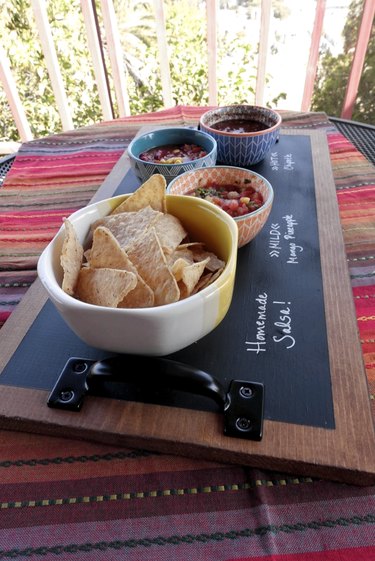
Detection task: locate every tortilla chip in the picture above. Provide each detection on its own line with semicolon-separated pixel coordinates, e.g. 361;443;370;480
178;242;205;250
178;257;210;299
209;268;224;283
60;219;84;296
192;272;213;294
153;213;188;255
75;268;137;307
111;174;166;214
169;247;194;265
59;179;226;309
92;206;161;249
90;226;154;308
83;248;91;264
127;227;180;306
170;257;191;282
191;247;226;272
117;279;154;308
90;226;131;269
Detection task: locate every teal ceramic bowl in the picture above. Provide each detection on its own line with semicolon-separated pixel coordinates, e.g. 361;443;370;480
127;127;217;185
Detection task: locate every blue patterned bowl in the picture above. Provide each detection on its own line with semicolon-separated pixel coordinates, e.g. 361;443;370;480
127;127;217;185
199;105;281;167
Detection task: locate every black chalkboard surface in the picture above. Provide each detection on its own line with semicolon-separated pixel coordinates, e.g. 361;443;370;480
0;134;334;429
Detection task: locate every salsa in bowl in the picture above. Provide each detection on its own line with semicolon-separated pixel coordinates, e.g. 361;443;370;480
193;182;264;218
199;105;281;166
167;166;274;248
127;127;217;185
139;143;208;164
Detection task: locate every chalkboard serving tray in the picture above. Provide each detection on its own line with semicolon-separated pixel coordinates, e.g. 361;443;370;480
0;128;374;485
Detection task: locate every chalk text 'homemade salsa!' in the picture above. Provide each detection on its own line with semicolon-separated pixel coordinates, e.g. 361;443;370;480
193;182;264;217
139;144;207;164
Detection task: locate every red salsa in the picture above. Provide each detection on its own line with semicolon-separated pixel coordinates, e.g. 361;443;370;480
211;119;269;133
139;143;207;164
192;182;264;217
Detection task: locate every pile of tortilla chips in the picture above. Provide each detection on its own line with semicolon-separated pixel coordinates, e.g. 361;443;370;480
60;175;225;308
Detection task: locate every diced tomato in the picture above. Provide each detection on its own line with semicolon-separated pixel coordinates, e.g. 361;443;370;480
140;143;207;163
194;181;264;218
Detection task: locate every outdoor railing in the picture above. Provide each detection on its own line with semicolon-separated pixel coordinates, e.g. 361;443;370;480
0;0;374;154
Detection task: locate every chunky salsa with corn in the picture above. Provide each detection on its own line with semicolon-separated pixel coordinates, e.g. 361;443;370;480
192;182;264;217
139;144;207;164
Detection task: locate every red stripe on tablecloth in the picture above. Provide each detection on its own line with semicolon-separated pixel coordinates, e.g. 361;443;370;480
0;506;373;559
103;104;216;126
354;284;375;414
5;151;124;179
229;545;375;561
327;128;375;414
0;467;372;529
0;209;70;223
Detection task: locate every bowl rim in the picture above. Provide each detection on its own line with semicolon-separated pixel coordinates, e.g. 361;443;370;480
37;193;238;314
167;165;274;221
127;126;217;167
199;104;282;138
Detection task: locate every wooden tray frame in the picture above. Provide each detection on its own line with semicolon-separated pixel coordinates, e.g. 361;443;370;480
0;128;374;485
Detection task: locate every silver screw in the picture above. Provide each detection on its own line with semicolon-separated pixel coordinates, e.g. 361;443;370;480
236;417;252;431
239;386;253;398
59;390;74;402
73;361;87;373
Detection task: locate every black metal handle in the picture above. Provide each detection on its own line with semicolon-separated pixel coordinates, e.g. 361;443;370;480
47;356;264;440
88;355;227;407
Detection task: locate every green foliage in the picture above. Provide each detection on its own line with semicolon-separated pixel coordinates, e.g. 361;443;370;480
116;0;258;110
165;1;209;105
0;0;103;140
8;0;368;145
217;33;256;104
311;0;375;123
112;0;158;106
163;0;260;106
0;0;271;142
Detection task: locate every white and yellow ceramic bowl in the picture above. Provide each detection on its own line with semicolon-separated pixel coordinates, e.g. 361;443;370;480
167;166;274;248
37;194;238;356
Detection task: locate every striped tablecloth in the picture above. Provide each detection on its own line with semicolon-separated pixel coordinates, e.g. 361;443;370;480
0;107;374;560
